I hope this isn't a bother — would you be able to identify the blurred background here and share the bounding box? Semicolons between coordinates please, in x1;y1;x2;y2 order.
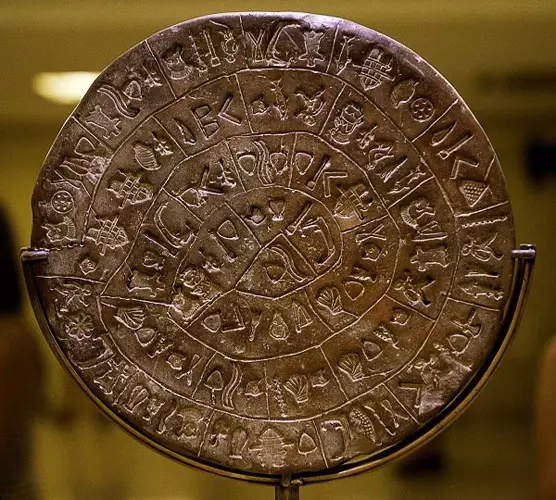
1;0;556;498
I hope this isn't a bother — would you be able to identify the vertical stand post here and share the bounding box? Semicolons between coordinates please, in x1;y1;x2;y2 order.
275;473;300;500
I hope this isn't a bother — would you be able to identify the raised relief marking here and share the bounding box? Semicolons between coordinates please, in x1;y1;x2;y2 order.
268;311;290;341
248;308;262;342
84;105;121;139
292;300;312;333
38;190;79;246
309;369;330;388
244;22;299;66
320;419;348;461
356;223;387;243
245;29;266;63
410;97;435;122
387;161;427;196
208;218;240;263
271;378;287;415
329;102;364;145
390;78;418;108
264;244;307;283
251;76;288;119
450;156;480;180
208;417;230;447
316;286;343;315
230;427;249;459
244;140;289;185
372;323;399;350
364;399;411;437
286;201;312;235
154;202;196;250
431;122;474;162
143;250;165;271
298;431;318;456
459;180;490;207
362;340;381;361
62;311;95;340
98;77;142;119
141;396;165;424
212;21;239;63
173;118;197;145
175;159;236;209
202;29;221;67
360;241;383;261
460;215;507;229
349;407;381;445
303;155;349;197
250;427;293;469
123;384;149;413
51;190;75;213
204;369;224;404
343;263;376;300
294;86;326;126
221;303;246;332
133;136;173;171
42;216;77;244
269;199;285;221
79;255;98;276
162;42;206;80
399;342;472;416
393;271;434;307
305;156;331;189
334;184;373;221
127;269;163;296
448;308;481;354
409;245;449;272
170;407;204;441
391;308;410;325
334;34;355;75
51;279;92;312
460;283;503;301
172;266;220;319
245;378;266;398
337;353;364;382
245;205;266;225
86;216;129;255
57;136;109;185
299;30;325;67
283;374;309;405
465;268;499;279
462;235;502;262
357;46;394;91
93;358;135;397
222;364;243;410
108;170;153;207
133;327;173;358
400;198;447;242
193;94;242;138
114;305;146;330
30;14;518;477
129;59;163;89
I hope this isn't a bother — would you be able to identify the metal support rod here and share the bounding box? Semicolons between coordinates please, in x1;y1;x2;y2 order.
275;484;300;500
275;473;301;500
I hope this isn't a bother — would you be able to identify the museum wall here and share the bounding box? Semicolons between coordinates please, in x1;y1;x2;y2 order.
1;1;555;498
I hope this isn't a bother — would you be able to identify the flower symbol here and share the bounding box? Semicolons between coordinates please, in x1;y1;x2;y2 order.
64;311;95;340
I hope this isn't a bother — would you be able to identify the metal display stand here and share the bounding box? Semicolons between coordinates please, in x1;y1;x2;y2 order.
21;243;536;498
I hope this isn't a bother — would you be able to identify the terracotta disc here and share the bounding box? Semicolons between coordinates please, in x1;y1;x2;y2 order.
26;12;516;481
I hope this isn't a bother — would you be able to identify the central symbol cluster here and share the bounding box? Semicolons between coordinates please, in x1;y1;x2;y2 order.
184;186;343;298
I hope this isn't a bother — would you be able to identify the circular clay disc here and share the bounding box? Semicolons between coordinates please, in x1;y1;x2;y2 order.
27;12;516;482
